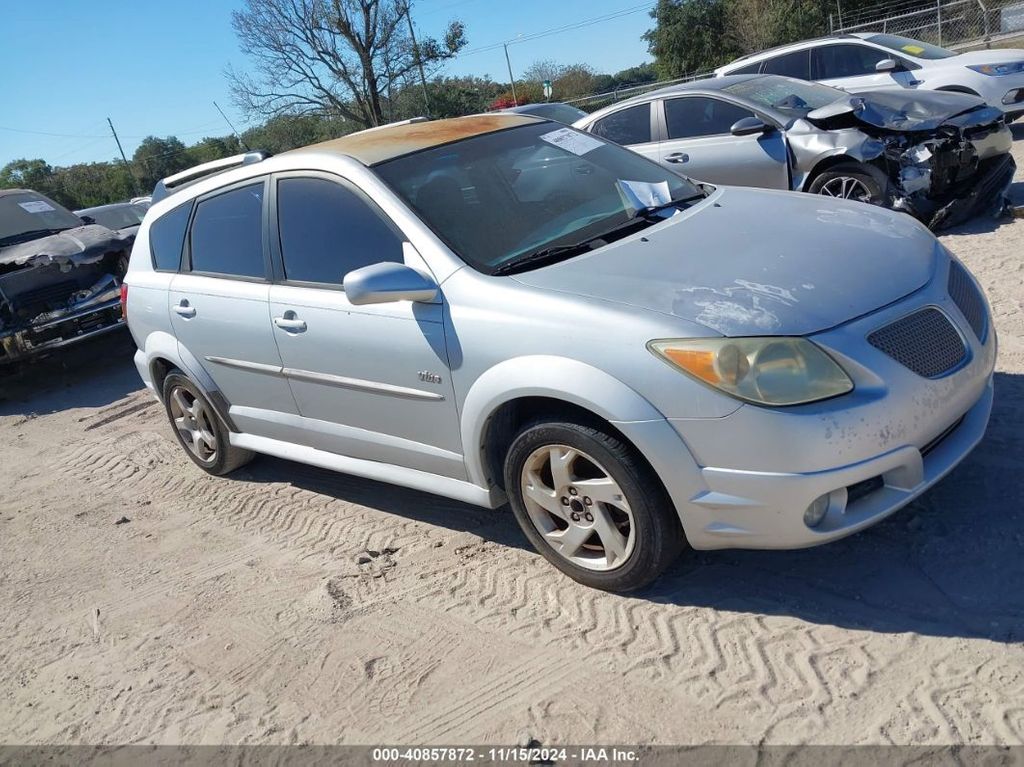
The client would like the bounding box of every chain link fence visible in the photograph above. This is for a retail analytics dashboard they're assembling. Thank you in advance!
[830,0,1024,50]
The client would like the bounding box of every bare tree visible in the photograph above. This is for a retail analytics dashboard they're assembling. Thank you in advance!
[228,0,466,128]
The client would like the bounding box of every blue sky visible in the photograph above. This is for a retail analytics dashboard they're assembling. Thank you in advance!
[0,0,654,167]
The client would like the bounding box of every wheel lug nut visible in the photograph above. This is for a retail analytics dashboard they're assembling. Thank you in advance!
[560,497,569,506]
[583,497,592,506]
[568,488,578,496]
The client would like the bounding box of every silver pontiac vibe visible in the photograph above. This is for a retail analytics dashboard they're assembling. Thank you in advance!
[124,114,995,592]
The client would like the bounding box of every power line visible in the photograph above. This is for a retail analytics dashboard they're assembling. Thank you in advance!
[0,124,108,139]
[453,2,655,59]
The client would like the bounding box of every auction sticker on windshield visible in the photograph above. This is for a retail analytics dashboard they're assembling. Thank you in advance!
[18,200,55,213]
[540,127,603,156]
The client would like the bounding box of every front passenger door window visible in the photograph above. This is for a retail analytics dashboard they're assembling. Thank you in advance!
[276,177,403,285]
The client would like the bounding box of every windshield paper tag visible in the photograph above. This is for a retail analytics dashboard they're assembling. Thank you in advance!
[19,200,55,213]
[540,127,603,156]
[901,44,925,54]
[618,180,672,209]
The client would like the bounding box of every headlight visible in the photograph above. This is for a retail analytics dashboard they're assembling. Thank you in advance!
[648,337,853,406]
[967,62,1024,76]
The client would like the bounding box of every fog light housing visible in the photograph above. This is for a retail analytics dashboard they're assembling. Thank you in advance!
[1002,88,1024,105]
[803,494,830,528]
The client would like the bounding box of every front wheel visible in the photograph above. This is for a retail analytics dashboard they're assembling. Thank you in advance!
[503,421,683,592]
[808,162,890,206]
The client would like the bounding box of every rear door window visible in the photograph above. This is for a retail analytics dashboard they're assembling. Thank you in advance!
[589,104,652,145]
[276,177,403,285]
[811,44,891,79]
[149,202,191,272]
[664,97,756,139]
[729,62,764,75]
[189,183,266,279]
[761,49,811,79]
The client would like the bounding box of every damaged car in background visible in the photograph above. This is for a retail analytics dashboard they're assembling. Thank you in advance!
[0,189,131,365]
[573,74,1015,229]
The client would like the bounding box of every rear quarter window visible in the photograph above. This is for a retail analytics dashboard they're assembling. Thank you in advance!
[148,202,191,272]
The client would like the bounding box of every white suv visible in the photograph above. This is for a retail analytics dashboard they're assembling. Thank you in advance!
[716,33,1024,120]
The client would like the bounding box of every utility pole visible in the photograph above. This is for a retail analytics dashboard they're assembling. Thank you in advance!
[107,117,140,196]
[214,100,250,150]
[404,1,431,118]
[503,42,519,106]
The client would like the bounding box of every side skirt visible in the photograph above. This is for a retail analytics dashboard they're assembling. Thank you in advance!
[229,432,505,509]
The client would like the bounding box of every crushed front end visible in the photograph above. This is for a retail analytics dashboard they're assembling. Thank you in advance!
[803,91,1016,230]
[882,106,1016,229]
[0,226,131,365]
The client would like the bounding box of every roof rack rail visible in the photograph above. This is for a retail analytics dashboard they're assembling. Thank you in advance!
[347,116,429,137]
[151,151,270,203]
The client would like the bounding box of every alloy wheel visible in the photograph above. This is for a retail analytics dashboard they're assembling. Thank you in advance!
[520,444,635,571]
[168,385,218,463]
[818,176,873,202]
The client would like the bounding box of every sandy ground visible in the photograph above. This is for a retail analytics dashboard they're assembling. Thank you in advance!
[2,132,1024,748]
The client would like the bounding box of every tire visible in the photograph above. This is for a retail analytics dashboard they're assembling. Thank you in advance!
[503,420,684,592]
[808,162,890,207]
[161,371,253,476]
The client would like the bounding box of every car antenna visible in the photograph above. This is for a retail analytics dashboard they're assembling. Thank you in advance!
[214,101,251,151]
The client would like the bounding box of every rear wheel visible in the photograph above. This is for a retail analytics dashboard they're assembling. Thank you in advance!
[161,372,253,476]
[503,420,683,592]
[808,162,889,206]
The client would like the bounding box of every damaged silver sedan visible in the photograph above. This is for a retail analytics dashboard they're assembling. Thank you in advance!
[0,189,131,365]
[573,74,1015,229]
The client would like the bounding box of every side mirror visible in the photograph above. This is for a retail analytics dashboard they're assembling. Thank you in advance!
[730,116,773,136]
[343,261,438,305]
[80,215,96,225]
[875,58,899,72]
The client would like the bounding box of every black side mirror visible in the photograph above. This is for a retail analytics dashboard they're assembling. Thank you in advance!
[80,215,96,225]
[730,116,773,136]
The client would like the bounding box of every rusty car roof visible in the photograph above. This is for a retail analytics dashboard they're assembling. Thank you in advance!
[289,113,542,166]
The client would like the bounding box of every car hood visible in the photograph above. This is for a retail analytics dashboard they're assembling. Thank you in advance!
[511,187,938,337]
[0,224,130,269]
[806,88,1000,132]
[947,47,1024,66]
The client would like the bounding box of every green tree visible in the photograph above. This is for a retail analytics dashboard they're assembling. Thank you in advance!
[186,135,243,165]
[644,0,740,78]
[726,0,825,54]
[132,136,190,191]
[241,114,345,154]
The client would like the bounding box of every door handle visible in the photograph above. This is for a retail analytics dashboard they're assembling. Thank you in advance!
[173,300,196,318]
[273,314,307,332]
[908,79,923,86]
[665,152,689,164]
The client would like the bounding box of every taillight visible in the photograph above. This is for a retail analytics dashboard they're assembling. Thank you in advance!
[119,283,129,319]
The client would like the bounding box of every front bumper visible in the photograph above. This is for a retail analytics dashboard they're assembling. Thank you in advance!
[925,153,1016,230]
[682,377,992,549]
[0,298,125,365]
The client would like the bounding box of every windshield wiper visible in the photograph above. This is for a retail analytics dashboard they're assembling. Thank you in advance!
[491,242,597,275]
[492,192,707,276]
[630,192,706,219]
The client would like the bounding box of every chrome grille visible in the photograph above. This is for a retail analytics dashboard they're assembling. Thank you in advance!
[947,260,987,343]
[868,308,966,378]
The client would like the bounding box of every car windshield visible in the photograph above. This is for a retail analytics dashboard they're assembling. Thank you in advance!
[0,191,84,246]
[866,34,957,60]
[374,122,701,274]
[80,204,147,230]
[724,75,845,118]
[515,104,589,124]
